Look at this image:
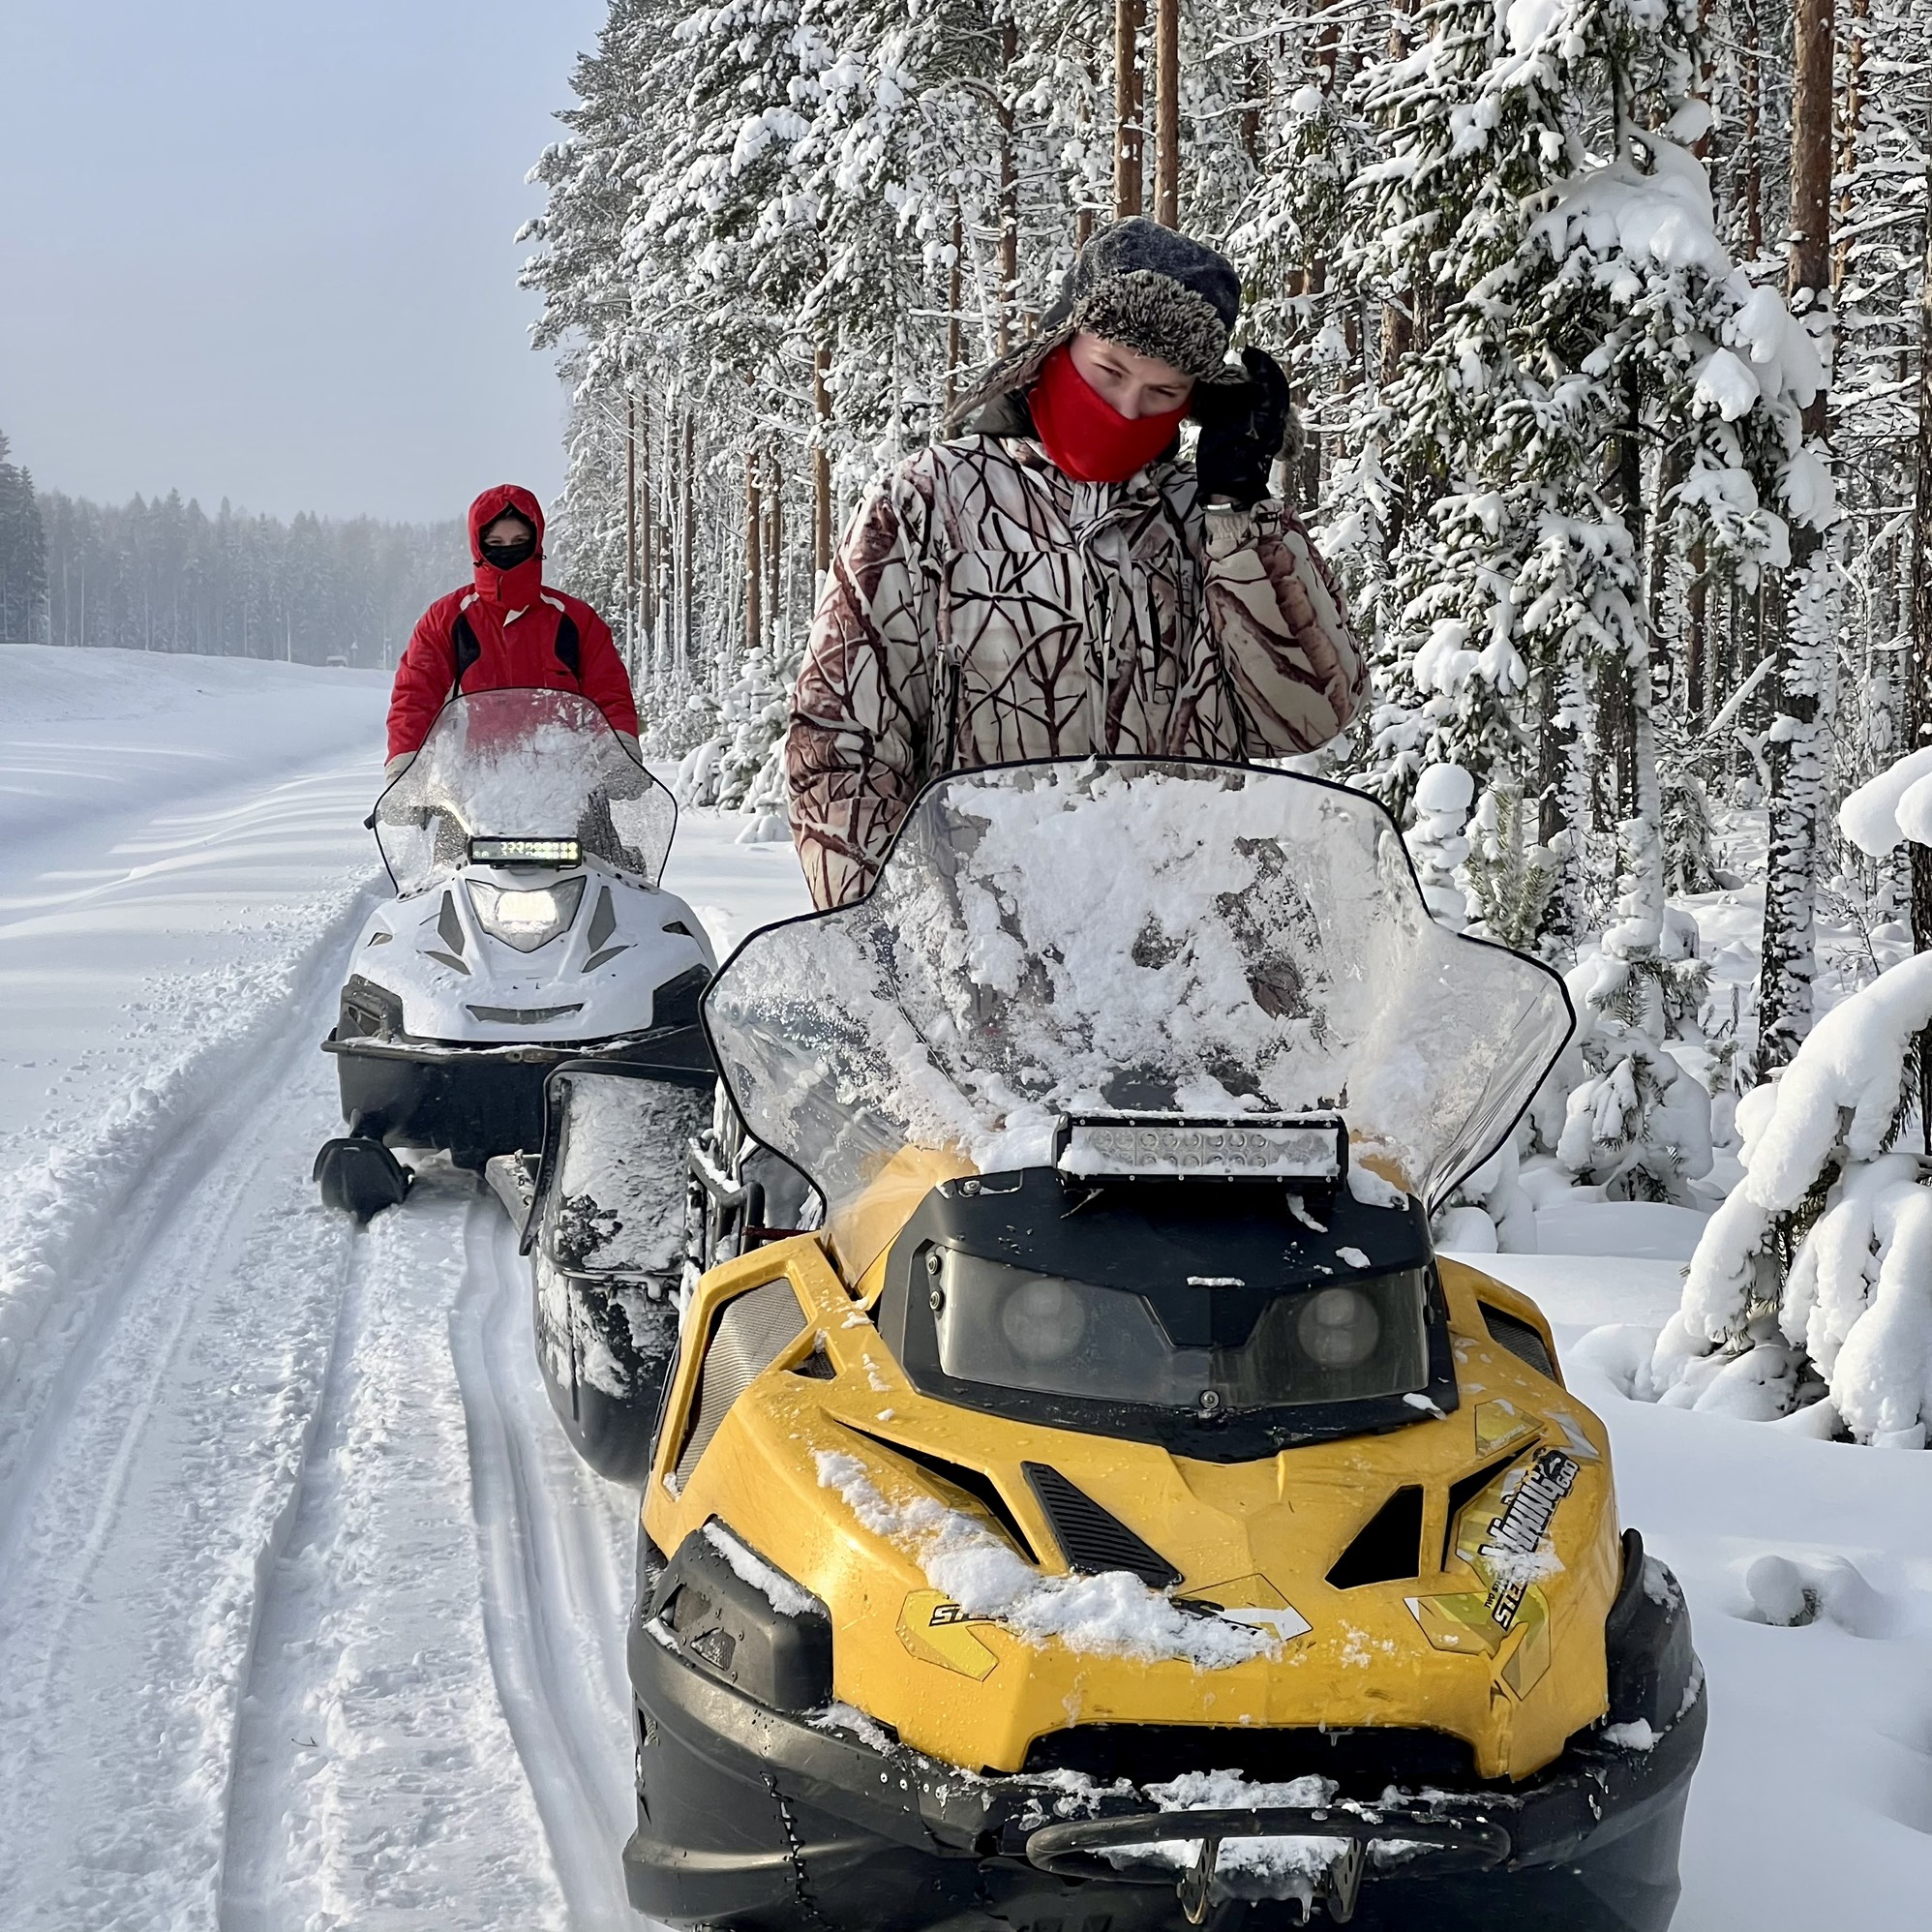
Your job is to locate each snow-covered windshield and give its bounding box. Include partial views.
[704,761,1572,1275]
[375,688,675,894]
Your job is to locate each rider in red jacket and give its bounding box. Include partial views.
[385,483,641,776]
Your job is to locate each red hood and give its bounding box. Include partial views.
[468,483,547,608]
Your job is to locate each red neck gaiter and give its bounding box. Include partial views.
[473,553,543,610]
[1028,343,1189,484]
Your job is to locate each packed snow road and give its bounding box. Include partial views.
[0,645,1924,1931]
[0,647,811,1929]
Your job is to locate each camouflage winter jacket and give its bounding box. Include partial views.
[785,427,1366,909]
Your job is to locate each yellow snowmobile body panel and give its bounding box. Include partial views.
[645,1229,1616,1785]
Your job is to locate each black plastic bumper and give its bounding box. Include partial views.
[625,1602,1706,1931]
[323,1021,710,1162]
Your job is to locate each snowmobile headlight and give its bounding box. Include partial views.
[1059,1115,1344,1181]
[468,835,582,866]
[999,1276,1089,1365]
[930,1252,1430,1409]
[468,875,586,951]
[1296,1286,1382,1370]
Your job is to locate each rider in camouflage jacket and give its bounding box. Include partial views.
[786,219,1367,910]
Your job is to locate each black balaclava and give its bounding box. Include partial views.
[479,512,536,571]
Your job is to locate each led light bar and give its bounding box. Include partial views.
[468,835,582,866]
[1058,1114,1346,1181]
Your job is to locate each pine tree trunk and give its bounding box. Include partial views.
[1740,6,1765,260]
[1834,0,1868,295]
[766,448,782,645]
[812,345,832,583]
[1537,659,1588,949]
[1153,0,1179,227]
[744,452,763,657]
[624,390,639,674]
[1113,0,1143,219]
[993,23,1019,355]
[1755,0,1837,1080]
[1687,535,1708,727]
[944,204,964,420]
[1912,166,1932,1145]
[680,411,695,676]
[640,386,655,660]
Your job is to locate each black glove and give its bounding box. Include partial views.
[1192,346,1291,509]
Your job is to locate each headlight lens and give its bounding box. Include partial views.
[999,1276,1089,1364]
[1296,1286,1383,1369]
[468,875,585,951]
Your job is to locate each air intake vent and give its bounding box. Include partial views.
[1023,1464,1181,1589]
[675,1280,806,1487]
[1442,1451,1525,1567]
[1478,1301,1557,1381]
[1326,1485,1425,1589]
[588,885,618,951]
[467,1003,584,1024]
[847,1429,1038,1561]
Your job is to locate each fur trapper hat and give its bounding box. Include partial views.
[947,218,1247,436]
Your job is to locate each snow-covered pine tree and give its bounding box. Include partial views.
[1646,747,1932,1442]
[1330,1,1809,901]
[1404,762,1475,927]
[1557,816,1716,1200]
[0,429,47,644]
[1461,777,1559,950]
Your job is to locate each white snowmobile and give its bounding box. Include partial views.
[314,686,715,1223]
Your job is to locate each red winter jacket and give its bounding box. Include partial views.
[385,483,641,762]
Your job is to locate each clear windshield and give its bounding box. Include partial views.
[703,761,1573,1274]
[375,688,676,894]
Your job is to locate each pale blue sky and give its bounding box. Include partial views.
[1,0,608,523]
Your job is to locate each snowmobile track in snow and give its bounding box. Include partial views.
[449,1199,640,1931]
[0,921,642,1927]
[0,943,371,1927]
[0,877,377,1565]
[214,1176,641,1932]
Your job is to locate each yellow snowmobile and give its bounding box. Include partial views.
[590,761,1703,1931]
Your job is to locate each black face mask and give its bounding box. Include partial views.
[480,532,536,569]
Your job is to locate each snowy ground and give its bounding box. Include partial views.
[0,644,1923,1929]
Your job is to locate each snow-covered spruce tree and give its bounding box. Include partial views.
[1556,816,1716,1200]
[1646,748,1932,1443]
[1331,0,1810,913]
[1404,763,1476,927]
[1461,778,1559,951]
[1317,0,1813,1200]
[1824,0,1930,932]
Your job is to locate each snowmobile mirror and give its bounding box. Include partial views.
[468,835,583,866]
[1057,1113,1346,1183]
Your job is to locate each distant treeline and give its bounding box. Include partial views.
[0,432,45,641]
[0,431,467,666]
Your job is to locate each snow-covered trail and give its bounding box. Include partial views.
[0,649,812,1931]
[213,1176,604,1932]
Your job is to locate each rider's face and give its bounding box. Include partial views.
[1069,331,1196,420]
[483,514,533,550]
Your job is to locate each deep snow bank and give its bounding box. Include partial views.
[1481,1242,1932,1931]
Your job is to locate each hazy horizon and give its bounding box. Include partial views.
[1,0,608,527]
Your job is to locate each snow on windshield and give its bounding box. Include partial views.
[376,688,676,892]
[706,762,1571,1270]
[544,1072,711,1279]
